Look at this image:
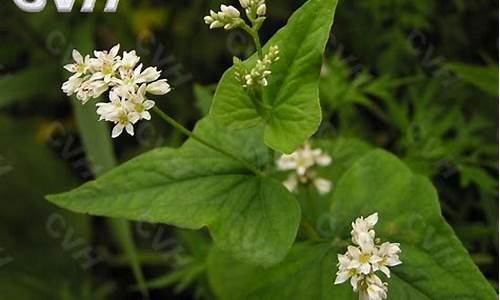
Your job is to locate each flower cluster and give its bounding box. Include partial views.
[204,1,267,31]
[62,45,171,138]
[335,213,402,300]
[239,0,267,19]
[204,5,243,30]
[234,45,280,88]
[276,142,332,195]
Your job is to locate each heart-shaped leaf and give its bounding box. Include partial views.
[331,150,497,299]
[47,117,300,266]
[207,243,348,300]
[210,0,339,153]
[207,150,497,299]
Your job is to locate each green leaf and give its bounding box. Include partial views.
[210,0,339,153]
[207,150,497,299]
[448,63,499,97]
[331,150,497,299]
[47,117,301,266]
[194,84,216,116]
[207,243,351,300]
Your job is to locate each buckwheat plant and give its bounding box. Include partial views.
[335,213,402,300]
[48,0,497,299]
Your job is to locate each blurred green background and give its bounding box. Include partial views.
[0,0,498,299]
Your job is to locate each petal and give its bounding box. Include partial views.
[112,124,124,138]
[138,83,147,96]
[297,166,307,176]
[347,260,360,269]
[316,153,332,166]
[347,246,361,257]
[146,80,171,95]
[142,111,151,120]
[129,112,141,123]
[360,263,371,275]
[72,49,83,63]
[143,100,155,110]
[64,64,75,72]
[109,90,119,102]
[366,213,379,227]
[386,257,402,267]
[380,266,391,278]
[90,72,104,81]
[125,123,134,136]
[110,44,120,57]
[334,270,350,285]
[134,64,143,78]
[282,176,298,193]
[314,178,332,195]
[350,275,360,291]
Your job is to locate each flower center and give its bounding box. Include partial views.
[359,253,371,264]
[135,103,144,113]
[119,114,129,124]
[103,64,114,75]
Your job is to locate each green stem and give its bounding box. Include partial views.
[152,107,264,176]
[241,24,263,59]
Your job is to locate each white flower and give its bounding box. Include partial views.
[335,213,401,300]
[204,5,243,30]
[239,0,250,8]
[372,242,402,277]
[121,50,140,70]
[93,44,121,64]
[128,84,156,120]
[313,178,332,195]
[110,109,141,138]
[113,64,162,91]
[351,213,378,246]
[358,274,388,300]
[91,44,121,83]
[61,45,170,138]
[256,3,266,16]
[276,141,333,194]
[96,90,125,121]
[75,78,108,104]
[334,253,359,285]
[220,4,240,18]
[64,50,92,78]
[277,142,318,175]
[136,66,162,83]
[62,76,86,96]
[238,0,266,17]
[146,79,171,95]
[241,45,280,88]
[282,174,298,193]
[346,245,380,275]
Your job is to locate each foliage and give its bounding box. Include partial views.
[0,0,497,299]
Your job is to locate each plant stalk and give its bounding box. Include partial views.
[241,24,264,59]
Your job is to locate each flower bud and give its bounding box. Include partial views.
[146,79,171,95]
[256,4,266,16]
[239,0,250,8]
[137,67,161,83]
[221,4,240,18]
